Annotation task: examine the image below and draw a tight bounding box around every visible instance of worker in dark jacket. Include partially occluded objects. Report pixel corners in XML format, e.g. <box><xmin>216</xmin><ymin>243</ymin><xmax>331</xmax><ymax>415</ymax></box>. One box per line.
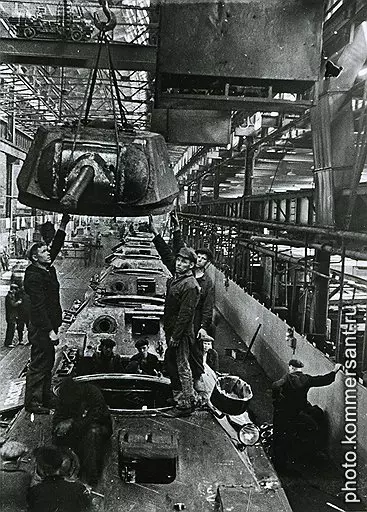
<box><xmin>272</xmin><ymin>358</ymin><xmax>342</xmax><ymax>469</ymax></box>
<box><xmin>52</xmin><ymin>378</ymin><xmax>112</xmax><ymax>486</ymax></box>
<box><xmin>126</xmin><ymin>338</ymin><xmax>160</xmax><ymax>375</ymax></box>
<box><xmin>149</xmin><ymin>214</ymin><xmax>214</xmax><ymax>388</ymax></box>
<box><xmin>28</xmin><ymin>445</ymin><xmax>91</xmax><ymax>512</ymax></box>
<box><xmin>4</xmin><ymin>283</ymin><xmax>22</xmax><ymax>348</ymax></box>
<box><xmin>23</xmin><ymin>214</ymin><xmax>70</xmax><ymax>414</ymax></box>
<box><xmin>0</xmin><ymin>440</ymin><xmax>31</xmax><ymax>512</ymax></box>
<box><xmin>92</xmin><ymin>338</ymin><xmax>123</xmax><ymax>373</ymax></box>
<box><xmin>163</xmin><ymin>246</ymin><xmax>200</xmax><ymax>417</ymax></box>
<box><xmin>187</xmin><ymin>246</ymin><xmax>214</xmax><ymax>380</ymax></box>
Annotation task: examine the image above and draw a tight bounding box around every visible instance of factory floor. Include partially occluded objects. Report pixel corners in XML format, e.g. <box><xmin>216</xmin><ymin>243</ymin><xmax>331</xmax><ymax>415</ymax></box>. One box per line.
<box><xmin>214</xmin><ymin>312</ymin><xmax>365</xmax><ymax>512</ymax></box>
<box><xmin>0</xmin><ymin>236</ymin><xmax>365</xmax><ymax>512</ymax></box>
<box><xmin>0</xmin><ymin>236</ymin><xmax>115</xmax><ymax>363</ymax></box>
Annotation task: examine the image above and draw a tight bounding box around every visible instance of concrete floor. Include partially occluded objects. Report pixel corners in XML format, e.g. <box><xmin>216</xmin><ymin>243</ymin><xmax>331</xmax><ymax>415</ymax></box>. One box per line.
<box><xmin>214</xmin><ymin>313</ymin><xmax>364</xmax><ymax>512</ymax></box>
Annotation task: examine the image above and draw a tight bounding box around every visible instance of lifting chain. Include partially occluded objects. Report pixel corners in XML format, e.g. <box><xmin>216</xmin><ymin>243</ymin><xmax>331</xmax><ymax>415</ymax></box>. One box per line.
<box><xmin>84</xmin><ymin>0</ymin><xmax>130</xmax><ymax>129</ymax></box>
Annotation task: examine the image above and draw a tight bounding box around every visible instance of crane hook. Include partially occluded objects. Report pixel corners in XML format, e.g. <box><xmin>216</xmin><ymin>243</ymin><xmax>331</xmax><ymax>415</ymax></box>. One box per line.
<box><xmin>94</xmin><ymin>0</ymin><xmax>117</xmax><ymax>32</ymax></box>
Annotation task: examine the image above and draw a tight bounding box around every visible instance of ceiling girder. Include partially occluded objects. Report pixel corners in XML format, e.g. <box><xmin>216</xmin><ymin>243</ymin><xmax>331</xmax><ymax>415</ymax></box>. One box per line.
<box><xmin>0</xmin><ymin>38</ymin><xmax>156</xmax><ymax>72</ymax></box>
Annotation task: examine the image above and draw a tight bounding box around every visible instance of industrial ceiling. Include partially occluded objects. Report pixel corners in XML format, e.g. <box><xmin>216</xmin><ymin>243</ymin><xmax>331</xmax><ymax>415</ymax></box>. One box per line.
<box><xmin>0</xmin><ymin>0</ymin><xmax>366</xmax><ymax>197</ymax></box>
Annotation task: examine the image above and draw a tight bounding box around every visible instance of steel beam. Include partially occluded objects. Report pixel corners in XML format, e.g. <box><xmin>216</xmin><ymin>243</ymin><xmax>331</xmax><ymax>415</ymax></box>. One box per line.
<box><xmin>158</xmin><ymin>93</ymin><xmax>312</xmax><ymax>113</ymax></box>
<box><xmin>0</xmin><ymin>38</ymin><xmax>157</xmax><ymax>72</ymax></box>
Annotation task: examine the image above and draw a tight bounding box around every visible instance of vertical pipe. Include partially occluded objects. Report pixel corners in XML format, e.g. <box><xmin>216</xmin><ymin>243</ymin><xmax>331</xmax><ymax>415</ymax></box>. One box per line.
<box><xmin>290</xmin><ymin>267</ymin><xmax>298</xmax><ymax>328</ymax></box>
<box><xmin>310</xmin><ymin>249</ymin><xmax>331</xmax><ymax>343</ymax></box>
<box><xmin>244</xmin><ymin>139</ymin><xmax>254</xmax><ymax>199</ymax></box>
<box><xmin>270</xmin><ymin>247</ymin><xmax>277</xmax><ymax>310</ymax></box>
<box><xmin>335</xmin><ymin>246</ymin><xmax>346</xmax><ymax>363</ymax></box>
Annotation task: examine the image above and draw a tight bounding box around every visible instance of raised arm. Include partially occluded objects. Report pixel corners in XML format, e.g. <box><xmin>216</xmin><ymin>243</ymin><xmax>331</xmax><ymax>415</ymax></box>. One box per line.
<box><xmin>50</xmin><ymin>214</ymin><xmax>71</xmax><ymax>263</ymax></box>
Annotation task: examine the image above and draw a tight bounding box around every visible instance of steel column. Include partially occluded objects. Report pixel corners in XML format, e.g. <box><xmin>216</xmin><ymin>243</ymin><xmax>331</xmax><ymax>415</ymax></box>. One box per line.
<box><xmin>309</xmin><ymin>249</ymin><xmax>331</xmax><ymax>343</ymax></box>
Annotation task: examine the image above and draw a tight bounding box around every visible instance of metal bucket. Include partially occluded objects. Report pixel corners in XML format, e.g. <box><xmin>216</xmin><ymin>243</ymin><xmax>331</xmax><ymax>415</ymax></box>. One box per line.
<box><xmin>210</xmin><ymin>375</ymin><xmax>253</xmax><ymax>416</ymax></box>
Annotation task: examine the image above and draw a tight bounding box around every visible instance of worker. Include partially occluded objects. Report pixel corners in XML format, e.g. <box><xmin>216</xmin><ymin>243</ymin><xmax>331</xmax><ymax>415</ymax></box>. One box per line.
<box><xmin>0</xmin><ymin>246</ymin><xmax>9</xmax><ymax>271</ymax></box>
<box><xmin>23</xmin><ymin>215</ymin><xmax>70</xmax><ymax>414</ymax></box>
<box><xmin>203</xmin><ymin>335</ymin><xmax>219</xmax><ymax>373</ymax></box>
<box><xmin>83</xmin><ymin>241</ymin><xmax>92</xmax><ymax>267</ymax></box>
<box><xmin>0</xmin><ymin>440</ymin><xmax>31</xmax><ymax>512</ymax></box>
<box><xmin>52</xmin><ymin>378</ymin><xmax>112</xmax><ymax>486</ymax></box>
<box><xmin>149</xmin><ymin>213</ymin><xmax>214</xmax><ymax>393</ymax></box>
<box><xmin>92</xmin><ymin>338</ymin><xmax>123</xmax><ymax>373</ymax></box>
<box><xmin>188</xmin><ymin>245</ymin><xmax>214</xmax><ymax>383</ymax></box>
<box><xmin>28</xmin><ymin>445</ymin><xmax>91</xmax><ymax>512</ymax></box>
<box><xmin>272</xmin><ymin>359</ymin><xmax>343</xmax><ymax>470</ymax></box>
<box><xmin>4</xmin><ymin>284</ymin><xmax>22</xmax><ymax>348</ymax></box>
<box><xmin>163</xmin><ymin>246</ymin><xmax>200</xmax><ymax>417</ymax></box>
<box><xmin>125</xmin><ymin>338</ymin><xmax>160</xmax><ymax>375</ymax></box>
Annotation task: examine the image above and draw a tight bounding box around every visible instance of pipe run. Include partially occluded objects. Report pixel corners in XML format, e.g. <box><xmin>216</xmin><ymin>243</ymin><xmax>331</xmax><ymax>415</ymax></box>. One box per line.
<box><xmin>248</xmin><ymin>236</ymin><xmax>367</xmax><ymax>261</ymax></box>
<box><xmin>180</xmin><ymin>212</ymin><xmax>367</xmax><ymax>249</ymax></box>
<box><xmin>238</xmin><ymin>241</ymin><xmax>330</xmax><ymax>280</ymax></box>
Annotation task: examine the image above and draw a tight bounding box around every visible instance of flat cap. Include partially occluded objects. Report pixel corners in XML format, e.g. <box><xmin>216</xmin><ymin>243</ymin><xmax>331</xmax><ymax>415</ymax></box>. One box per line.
<box><xmin>34</xmin><ymin>446</ymin><xmax>63</xmax><ymax>473</ymax></box>
<box><xmin>100</xmin><ymin>338</ymin><xmax>116</xmax><ymax>348</ymax></box>
<box><xmin>177</xmin><ymin>246</ymin><xmax>197</xmax><ymax>264</ymax></box>
<box><xmin>135</xmin><ymin>338</ymin><xmax>149</xmax><ymax>349</ymax></box>
<box><xmin>289</xmin><ymin>359</ymin><xmax>304</xmax><ymax>368</ymax></box>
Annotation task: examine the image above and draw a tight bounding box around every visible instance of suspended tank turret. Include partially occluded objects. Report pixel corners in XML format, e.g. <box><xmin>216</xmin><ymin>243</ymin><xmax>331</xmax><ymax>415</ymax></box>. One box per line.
<box><xmin>17</xmin><ymin>120</ymin><xmax>179</xmax><ymax>217</ymax></box>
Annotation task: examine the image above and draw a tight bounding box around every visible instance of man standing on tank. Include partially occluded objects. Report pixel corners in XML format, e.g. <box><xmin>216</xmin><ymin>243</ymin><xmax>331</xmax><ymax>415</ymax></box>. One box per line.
<box><xmin>163</xmin><ymin>246</ymin><xmax>200</xmax><ymax>417</ymax></box>
<box><xmin>149</xmin><ymin>213</ymin><xmax>215</xmax><ymax>392</ymax></box>
<box><xmin>24</xmin><ymin>214</ymin><xmax>70</xmax><ymax>414</ymax></box>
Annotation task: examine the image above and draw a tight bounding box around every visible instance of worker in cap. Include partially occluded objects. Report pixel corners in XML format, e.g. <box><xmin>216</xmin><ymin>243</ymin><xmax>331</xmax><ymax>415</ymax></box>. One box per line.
<box><xmin>125</xmin><ymin>338</ymin><xmax>160</xmax><ymax>375</ymax></box>
<box><xmin>24</xmin><ymin>214</ymin><xmax>71</xmax><ymax>415</ymax></box>
<box><xmin>0</xmin><ymin>440</ymin><xmax>31</xmax><ymax>511</ymax></box>
<box><xmin>99</xmin><ymin>338</ymin><xmax>116</xmax><ymax>348</ymax></box>
<box><xmin>28</xmin><ymin>445</ymin><xmax>91</xmax><ymax>512</ymax></box>
<box><xmin>272</xmin><ymin>359</ymin><xmax>343</xmax><ymax>471</ymax></box>
<box><xmin>176</xmin><ymin>246</ymin><xmax>197</xmax><ymax>264</ymax></box>
<box><xmin>148</xmin><ymin>214</ymin><xmax>200</xmax><ymax>417</ymax></box>
<box><xmin>92</xmin><ymin>337</ymin><xmax>123</xmax><ymax>373</ymax></box>
<box><xmin>52</xmin><ymin>378</ymin><xmax>112</xmax><ymax>486</ymax></box>
<box><xmin>149</xmin><ymin>213</ymin><xmax>215</xmax><ymax>402</ymax></box>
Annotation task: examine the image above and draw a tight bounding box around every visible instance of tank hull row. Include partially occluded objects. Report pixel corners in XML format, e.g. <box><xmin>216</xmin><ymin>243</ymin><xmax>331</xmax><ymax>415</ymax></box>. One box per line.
<box><xmin>3</xmin><ymin>231</ymin><xmax>292</xmax><ymax>511</ymax></box>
